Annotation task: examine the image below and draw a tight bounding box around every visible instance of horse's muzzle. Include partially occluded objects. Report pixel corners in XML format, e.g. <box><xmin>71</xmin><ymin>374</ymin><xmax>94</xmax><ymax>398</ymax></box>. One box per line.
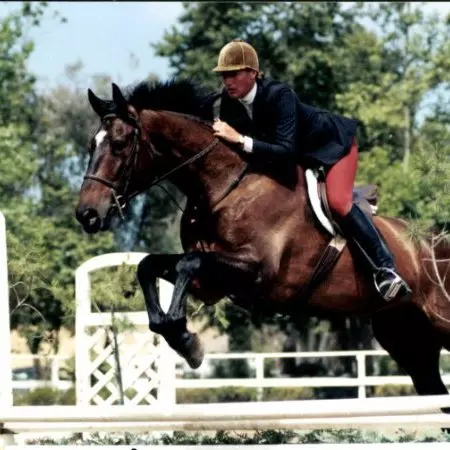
<box><xmin>76</xmin><ymin>207</ymin><xmax>108</xmax><ymax>234</ymax></box>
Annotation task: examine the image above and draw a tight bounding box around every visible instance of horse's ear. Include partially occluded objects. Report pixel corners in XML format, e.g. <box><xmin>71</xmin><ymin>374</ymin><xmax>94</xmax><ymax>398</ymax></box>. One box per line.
<box><xmin>111</xmin><ymin>83</ymin><xmax>128</xmax><ymax>116</ymax></box>
<box><xmin>88</xmin><ymin>89</ymin><xmax>109</xmax><ymax>118</ymax></box>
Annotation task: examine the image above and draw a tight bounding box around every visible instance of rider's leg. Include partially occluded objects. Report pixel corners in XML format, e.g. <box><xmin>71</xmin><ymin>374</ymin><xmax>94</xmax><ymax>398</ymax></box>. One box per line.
<box><xmin>325</xmin><ymin>139</ymin><xmax>411</xmax><ymax>302</ymax></box>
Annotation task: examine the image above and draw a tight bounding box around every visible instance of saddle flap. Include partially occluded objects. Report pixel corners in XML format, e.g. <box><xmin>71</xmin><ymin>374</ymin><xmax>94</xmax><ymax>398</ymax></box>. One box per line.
<box><xmin>305</xmin><ymin>169</ymin><xmax>378</xmax><ymax>237</ymax></box>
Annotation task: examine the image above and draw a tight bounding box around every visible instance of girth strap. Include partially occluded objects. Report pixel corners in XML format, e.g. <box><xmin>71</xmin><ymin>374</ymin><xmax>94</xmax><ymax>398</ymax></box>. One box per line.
<box><xmin>294</xmin><ymin>235</ymin><xmax>347</xmax><ymax>305</ymax></box>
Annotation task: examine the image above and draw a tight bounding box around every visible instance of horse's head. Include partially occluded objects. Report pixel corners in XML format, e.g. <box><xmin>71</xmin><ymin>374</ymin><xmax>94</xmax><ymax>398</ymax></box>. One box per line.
<box><xmin>76</xmin><ymin>83</ymin><xmax>149</xmax><ymax>233</ymax></box>
<box><xmin>77</xmin><ymin>78</ymin><xmax>249</xmax><ymax>234</ymax></box>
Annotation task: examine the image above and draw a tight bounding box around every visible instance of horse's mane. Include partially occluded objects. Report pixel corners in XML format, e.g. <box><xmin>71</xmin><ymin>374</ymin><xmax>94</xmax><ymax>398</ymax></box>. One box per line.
<box><xmin>125</xmin><ymin>79</ymin><xmax>216</xmax><ymax>121</ymax></box>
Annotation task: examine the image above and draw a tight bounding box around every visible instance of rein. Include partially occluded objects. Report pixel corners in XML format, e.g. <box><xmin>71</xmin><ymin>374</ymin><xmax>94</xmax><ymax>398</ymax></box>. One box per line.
<box><xmin>146</xmin><ymin>137</ymin><xmax>220</xmax><ymax>190</ymax></box>
<box><xmin>84</xmin><ymin>114</ymin><xmax>248</xmax><ymax>218</ymax></box>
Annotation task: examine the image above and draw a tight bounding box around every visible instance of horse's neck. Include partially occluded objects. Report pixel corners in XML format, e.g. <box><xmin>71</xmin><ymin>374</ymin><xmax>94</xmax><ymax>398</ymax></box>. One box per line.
<box><xmin>147</xmin><ymin>110</ymin><xmax>246</xmax><ymax>205</ymax></box>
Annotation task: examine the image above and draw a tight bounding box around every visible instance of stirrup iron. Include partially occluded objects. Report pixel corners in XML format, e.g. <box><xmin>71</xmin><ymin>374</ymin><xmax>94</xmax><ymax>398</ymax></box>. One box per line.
<box><xmin>373</xmin><ymin>268</ymin><xmax>407</xmax><ymax>302</ymax></box>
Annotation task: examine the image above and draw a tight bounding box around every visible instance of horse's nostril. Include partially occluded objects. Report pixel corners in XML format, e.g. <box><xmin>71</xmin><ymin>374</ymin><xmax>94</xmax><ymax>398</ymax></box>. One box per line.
<box><xmin>76</xmin><ymin>207</ymin><xmax>102</xmax><ymax>233</ymax></box>
<box><xmin>76</xmin><ymin>207</ymin><xmax>98</xmax><ymax>224</ymax></box>
<box><xmin>89</xmin><ymin>216</ymin><xmax>98</xmax><ymax>226</ymax></box>
<box><xmin>85</xmin><ymin>208</ymin><xmax>97</xmax><ymax>218</ymax></box>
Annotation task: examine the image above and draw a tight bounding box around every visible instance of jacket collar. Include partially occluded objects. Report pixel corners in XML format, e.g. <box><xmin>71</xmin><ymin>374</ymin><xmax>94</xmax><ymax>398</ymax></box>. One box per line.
<box><xmin>250</xmin><ymin>78</ymin><xmax>265</xmax><ymax>117</ymax></box>
<box><xmin>239</xmin><ymin>82</ymin><xmax>257</xmax><ymax>106</ymax></box>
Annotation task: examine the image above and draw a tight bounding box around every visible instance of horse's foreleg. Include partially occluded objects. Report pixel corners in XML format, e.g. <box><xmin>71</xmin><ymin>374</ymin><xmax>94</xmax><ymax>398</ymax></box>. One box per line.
<box><xmin>165</xmin><ymin>250</ymin><xmax>259</xmax><ymax>368</ymax></box>
<box><xmin>136</xmin><ymin>253</ymin><xmax>182</xmax><ymax>334</ymax></box>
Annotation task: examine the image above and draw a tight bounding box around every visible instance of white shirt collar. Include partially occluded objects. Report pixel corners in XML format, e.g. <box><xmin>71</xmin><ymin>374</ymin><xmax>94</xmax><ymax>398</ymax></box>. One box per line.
<box><xmin>239</xmin><ymin>82</ymin><xmax>257</xmax><ymax>106</ymax></box>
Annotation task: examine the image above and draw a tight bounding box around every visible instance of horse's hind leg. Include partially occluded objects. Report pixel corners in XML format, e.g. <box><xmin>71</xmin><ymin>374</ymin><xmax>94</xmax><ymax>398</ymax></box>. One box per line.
<box><xmin>371</xmin><ymin>303</ymin><xmax>449</xmax><ymax>423</ymax></box>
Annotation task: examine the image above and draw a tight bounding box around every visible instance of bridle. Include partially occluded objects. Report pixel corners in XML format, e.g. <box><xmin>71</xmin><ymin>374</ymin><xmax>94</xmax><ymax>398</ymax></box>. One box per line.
<box><xmin>84</xmin><ymin>113</ymin><xmax>142</xmax><ymax>220</ymax></box>
<box><xmin>84</xmin><ymin>113</ymin><xmax>246</xmax><ymax>219</ymax></box>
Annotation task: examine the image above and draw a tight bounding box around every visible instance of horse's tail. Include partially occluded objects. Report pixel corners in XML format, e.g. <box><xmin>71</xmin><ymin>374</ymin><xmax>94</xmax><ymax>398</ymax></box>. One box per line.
<box><xmin>423</xmin><ymin>229</ymin><xmax>450</xmax><ymax>298</ymax></box>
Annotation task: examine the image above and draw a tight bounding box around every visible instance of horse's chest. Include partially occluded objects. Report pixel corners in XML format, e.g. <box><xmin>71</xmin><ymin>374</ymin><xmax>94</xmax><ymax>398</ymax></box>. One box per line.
<box><xmin>180</xmin><ymin>204</ymin><xmax>247</xmax><ymax>253</ymax></box>
<box><xmin>180</xmin><ymin>205</ymin><xmax>220</xmax><ymax>251</ymax></box>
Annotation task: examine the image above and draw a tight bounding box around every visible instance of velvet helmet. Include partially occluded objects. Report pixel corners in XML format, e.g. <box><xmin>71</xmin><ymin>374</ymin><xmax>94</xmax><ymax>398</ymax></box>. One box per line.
<box><xmin>212</xmin><ymin>39</ymin><xmax>259</xmax><ymax>72</ymax></box>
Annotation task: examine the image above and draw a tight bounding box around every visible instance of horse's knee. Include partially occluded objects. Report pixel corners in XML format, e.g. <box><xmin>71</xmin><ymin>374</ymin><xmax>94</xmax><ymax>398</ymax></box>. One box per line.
<box><xmin>176</xmin><ymin>252</ymin><xmax>202</xmax><ymax>274</ymax></box>
<box><xmin>136</xmin><ymin>255</ymin><xmax>158</xmax><ymax>285</ymax></box>
<box><xmin>149</xmin><ymin>316</ymin><xmax>167</xmax><ymax>334</ymax></box>
<box><xmin>137</xmin><ymin>255</ymin><xmax>153</xmax><ymax>284</ymax></box>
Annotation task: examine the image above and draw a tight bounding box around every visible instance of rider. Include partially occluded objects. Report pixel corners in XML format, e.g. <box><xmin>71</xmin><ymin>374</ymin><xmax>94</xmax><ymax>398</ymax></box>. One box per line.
<box><xmin>209</xmin><ymin>39</ymin><xmax>412</xmax><ymax>302</ymax></box>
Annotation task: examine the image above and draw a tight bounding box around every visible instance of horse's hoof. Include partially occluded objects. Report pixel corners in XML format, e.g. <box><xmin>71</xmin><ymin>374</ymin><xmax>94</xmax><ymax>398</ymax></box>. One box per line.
<box><xmin>179</xmin><ymin>333</ymin><xmax>204</xmax><ymax>369</ymax></box>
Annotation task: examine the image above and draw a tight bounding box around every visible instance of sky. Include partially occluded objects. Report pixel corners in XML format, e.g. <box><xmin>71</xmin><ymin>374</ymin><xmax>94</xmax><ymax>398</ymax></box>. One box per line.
<box><xmin>0</xmin><ymin>1</ymin><xmax>449</xmax><ymax>94</ymax></box>
<box><xmin>0</xmin><ymin>2</ymin><xmax>185</xmax><ymax>92</ymax></box>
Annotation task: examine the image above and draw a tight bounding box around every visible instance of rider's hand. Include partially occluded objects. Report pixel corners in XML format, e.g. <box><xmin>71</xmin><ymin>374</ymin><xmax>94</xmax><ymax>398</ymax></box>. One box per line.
<box><xmin>212</xmin><ymin>119</ymin><xmax>243</xmax><ymax>145</ymax></box>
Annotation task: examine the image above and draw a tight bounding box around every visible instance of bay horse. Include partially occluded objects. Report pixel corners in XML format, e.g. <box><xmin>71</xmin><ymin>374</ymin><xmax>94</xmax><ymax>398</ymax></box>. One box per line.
<box><xmin>76</xmin><ymin>80</ymin><xmax>450</xmax><ymax>403</ymax></box>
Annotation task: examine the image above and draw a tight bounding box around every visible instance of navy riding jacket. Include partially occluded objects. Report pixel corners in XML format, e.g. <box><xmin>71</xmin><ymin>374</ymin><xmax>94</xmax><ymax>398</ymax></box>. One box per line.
<box><xmin>203</xmin><ymin>77</ymin><xmax>359</xmax><ymax>169</ymax></box>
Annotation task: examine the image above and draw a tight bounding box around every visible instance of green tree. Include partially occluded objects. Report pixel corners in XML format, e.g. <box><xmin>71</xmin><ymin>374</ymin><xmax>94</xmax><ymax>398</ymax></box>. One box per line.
<box><xmin>0</xmin><ymin>1</ymin><xmax>60</xmax><ymax>357</ymax></box>
<box><xmin>336</xmin><ymin>3</ymin><xmax>450</xmax><ymax>228</ymax></box>
<box><xmin>154</xmin><ymin>2</ymin><xmax>359</xmax><ymax>107</ymax></box>
<box><xmin>337</xmin><ymin>3</ymin><xmax>449</xmax><ymax>165</ymax></box>
<box><xmin>0</xmin><ymin>4</ymin><xmax>115</xmax><ymax>354</ymax></box>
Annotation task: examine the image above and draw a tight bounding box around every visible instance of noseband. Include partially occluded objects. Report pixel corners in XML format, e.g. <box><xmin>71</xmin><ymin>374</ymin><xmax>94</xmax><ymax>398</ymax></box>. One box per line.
<box><xmin>83</xmin><ymin>113</ymin><xmax>222</xmax><ymax>219</ymax></box>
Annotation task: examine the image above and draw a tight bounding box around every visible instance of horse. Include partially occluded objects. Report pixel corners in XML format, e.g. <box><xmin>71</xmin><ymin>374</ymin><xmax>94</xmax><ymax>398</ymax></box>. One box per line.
<box><xmin>76</xmin><ymin>80</ymin><xmax>450</xmax><ymax>405</ymax></box>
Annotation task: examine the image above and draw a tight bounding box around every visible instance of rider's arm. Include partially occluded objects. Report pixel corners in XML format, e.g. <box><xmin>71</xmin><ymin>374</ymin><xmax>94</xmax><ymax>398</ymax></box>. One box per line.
<box><xmin>241</xmin><ymin>87</ymin><xmax>298</xmax><ymax>161</ymax></box>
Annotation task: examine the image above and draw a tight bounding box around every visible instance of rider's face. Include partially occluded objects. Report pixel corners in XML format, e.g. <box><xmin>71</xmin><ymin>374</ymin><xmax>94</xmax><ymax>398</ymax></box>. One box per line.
<box><xmin>220</xmin><ymin>69</ymin><xmax>257</xmax><ymax>99</ymax></box>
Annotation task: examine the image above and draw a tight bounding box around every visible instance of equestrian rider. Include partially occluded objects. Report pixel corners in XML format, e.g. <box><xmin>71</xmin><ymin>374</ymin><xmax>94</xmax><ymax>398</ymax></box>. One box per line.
<box><xmin>209</xmin><ymin>39</ymin><xmax>412</xmax><ymax>302</ymax></box>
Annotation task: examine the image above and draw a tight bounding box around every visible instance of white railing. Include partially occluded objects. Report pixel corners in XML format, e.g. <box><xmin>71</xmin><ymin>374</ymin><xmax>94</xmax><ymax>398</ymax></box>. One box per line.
<box><xmin>12</xmin><ymin>349</ymin><xmax>450</xmax><ymax>400</ymax></box>
<box><xmin>3</xmin><ymin>395</ymin><xmax>450</xmax><ymax>433</ymax></box>
<box><xmin>12</xmin><ymin>355</ymin><xmax>74</xmax><ymax>391</ymax></box>
<box><xmin>174</xmin><ymin>350</ymin><xmax>450</xmax><ymax>400</ymax></box>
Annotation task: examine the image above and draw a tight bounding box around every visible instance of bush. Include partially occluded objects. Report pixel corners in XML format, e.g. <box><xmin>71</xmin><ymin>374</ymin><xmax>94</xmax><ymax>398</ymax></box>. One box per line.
<box><xmin>26</xmin><ymin>428</ymin><xmax>450</xmax><ymax>445</ymax></box>
<box><xmin>370</xmin><ymin>384</ymin><xmax>416</xmax><ymax>397</ymax></box>
<box><xmin>177</xmin><ymin>387</ymin><xmax>258</xmax><ymax>403</ymax></box>
<box><xmin>177</xmin><ymin>386</ymin><xmax>317</xmax><ymax>403</ymax></box>
<box><xmin>263</xmin><ymin>387</ymin><xmax>315</xmax><ymax>400</ymax></box>
<box><xmin>210</xmin><ymin>360</ymin><xmax>253</xmax><ymax>378</ymax></box>
<box><xmin>14</xmin><ymin>387</ymin><xmax>75</xmax><ymax>405</ymax></box>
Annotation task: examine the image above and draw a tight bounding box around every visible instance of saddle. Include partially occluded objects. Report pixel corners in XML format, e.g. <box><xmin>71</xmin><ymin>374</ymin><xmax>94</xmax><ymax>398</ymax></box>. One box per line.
<box><xmin>296</xmin><ymin>169</ymin><xmax>379</xmax><ymax>303</ymax></box>
<box><xmin>305</xmin><ymin>168</ymin><xmax>378</xmax><ymax>235</ymax></box>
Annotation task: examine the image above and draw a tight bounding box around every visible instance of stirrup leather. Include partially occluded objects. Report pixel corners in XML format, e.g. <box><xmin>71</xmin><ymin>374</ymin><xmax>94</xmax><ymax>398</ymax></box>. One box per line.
<box><xmin>373</xmin><ymin>268</ymin><xmax>406</xmax><ymax>301</ymax></box>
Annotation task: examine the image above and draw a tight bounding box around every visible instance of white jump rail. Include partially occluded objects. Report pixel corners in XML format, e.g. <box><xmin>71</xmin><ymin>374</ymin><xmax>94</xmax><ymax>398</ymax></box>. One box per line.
<box><xmin>2</xmin><ymin>413</ymin><xmax>450</xmax><ymax>433</ymax></box>
<box><xmin>2</xmin><ymin>395</ymin><xmax>450</xmax><ymax>434</ymax></box>
<box><xmin>2</xmin><ymin>395</ymin><xmax>450</xmax><ymax>421</ymax></box>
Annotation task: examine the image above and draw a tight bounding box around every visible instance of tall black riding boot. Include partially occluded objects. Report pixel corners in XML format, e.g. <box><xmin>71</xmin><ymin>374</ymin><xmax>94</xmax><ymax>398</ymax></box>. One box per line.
<box><xmin>337</xmin><ymin>204</ymin><xmax>412</xmax><ymax>302</ymax></box>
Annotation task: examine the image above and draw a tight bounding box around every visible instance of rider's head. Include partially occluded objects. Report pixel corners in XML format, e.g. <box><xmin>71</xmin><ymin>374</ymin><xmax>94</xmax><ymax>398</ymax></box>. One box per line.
<box><xmin>212</xmin><ymin>39</ymin><xmax>259</xmax><ymax>99</ymax></box>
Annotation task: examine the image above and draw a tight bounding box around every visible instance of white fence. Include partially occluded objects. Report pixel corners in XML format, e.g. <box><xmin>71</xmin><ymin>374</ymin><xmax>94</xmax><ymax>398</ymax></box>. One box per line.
<box><xmin>13</xmin><ymin>349</ymin><xmax>450</xmax><ymax>401</ymax></box>
<box><xmin>175</xmin><ymin>349</ymin><xmax>450</xmax><ymax>400</ymax></box>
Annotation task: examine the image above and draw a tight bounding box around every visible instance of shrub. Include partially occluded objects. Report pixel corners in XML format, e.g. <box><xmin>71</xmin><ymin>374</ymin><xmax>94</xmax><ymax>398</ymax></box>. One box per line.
<box><xmin>177</xmin><ymin>387</ymin><xmax>258</xmax><ymax>403</ymax></box>
<box><xmin>263</xmin><ymin>387</ymin><xmax>314</xmax><ymax>400</ymax></box>
<box><xmin>14</xmin><ymin>387</ymin><xmax>75</xmax><ymax>405</ymax></box>
<box><xmin>370</xmin><ymin>384</ymin><xmax>416</xmax><ymax>397</ymax></box>
<box><xmin>177</xmin><ymin>386</ymin><xmax>316</xmax><ymax>403</ymax></box>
